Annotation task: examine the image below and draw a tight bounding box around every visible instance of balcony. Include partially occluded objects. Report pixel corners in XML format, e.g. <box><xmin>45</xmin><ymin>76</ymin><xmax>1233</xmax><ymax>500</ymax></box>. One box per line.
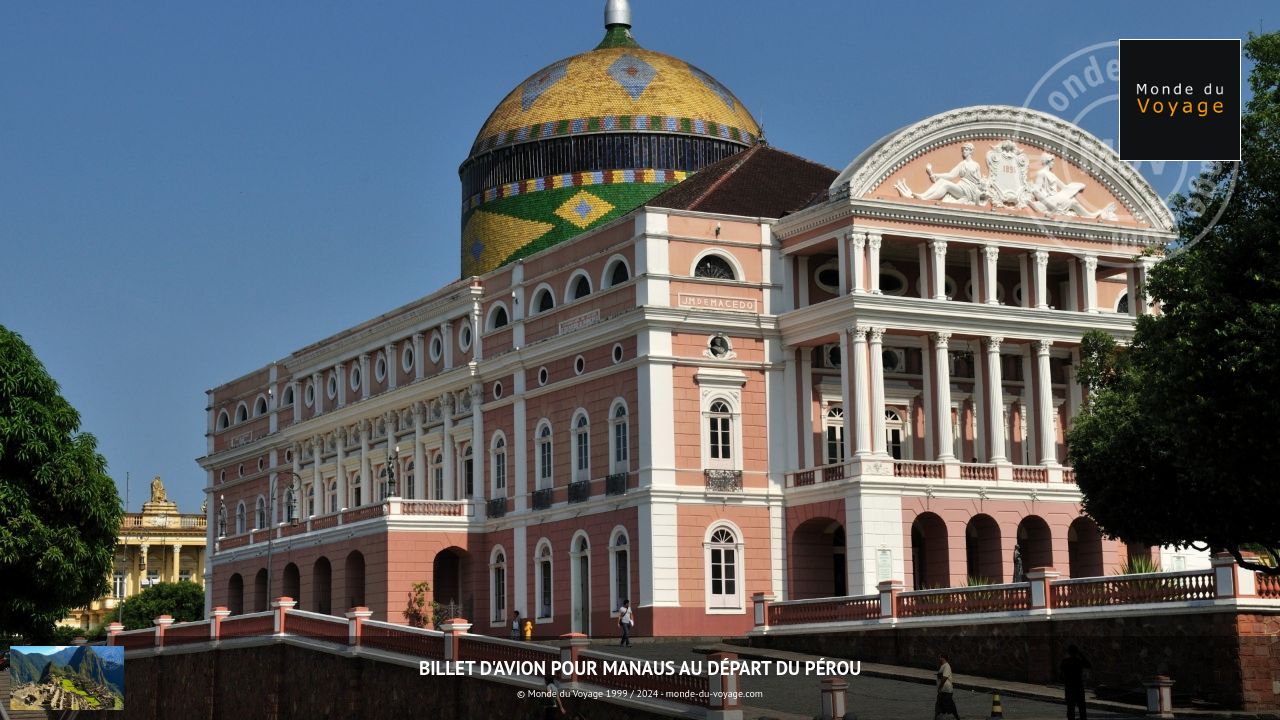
<box><xmin>213</xmin><ymin>498</ymin><xmax>473</xmax><ymax>555</ymax></box>
<box><xmin>532</xmin><ymin>487</ymin><xmax>553</xmax><ymax>511</ymax></box>
<box><xmin>605</xmin><ymin>472</ymin><xmax>628</xmax><ymax>496</ymax></box>
<box><xmin>783</xmin><ymin>458</ymin><xmax>1077</xmax><ymax>488</ymax></box>
<box><xmin>704</xmin><ymin>469</ymin><xmax>743</xmax><ymax>493</ymax></box>
<box><xmin>486</xmin><ymin>497</ymin><xmax>507</xmax><ymax>519</ymax></box>
<box><xmin>568</xmin><ymin>479</ymin><xmax>590</xmax><ymax>504</ymax></box>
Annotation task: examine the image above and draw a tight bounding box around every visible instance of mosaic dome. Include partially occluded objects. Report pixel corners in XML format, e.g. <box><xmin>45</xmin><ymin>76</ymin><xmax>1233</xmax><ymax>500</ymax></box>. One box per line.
<box><xmin>458</xmin><ymin>0</ymin><xmax>762</xmax><ymax>277</ymax></box>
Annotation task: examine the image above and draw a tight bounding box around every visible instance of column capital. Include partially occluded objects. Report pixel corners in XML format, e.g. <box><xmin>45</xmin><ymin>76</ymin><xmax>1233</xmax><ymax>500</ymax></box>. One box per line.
<box><xmin>932</xmin><ymin>331</ymin><xmax>952</xmax><ymax>349</ymax></box>
<box><xmin>867</xmin><ymin>231</ymin><xmax>882</xmax><ymax>248</ymax></box>
<box><xmin>1035</xmin><ymin>339</ymin><xmax>1053</xmax><ymax>355</ymax></box>
<box><xmin>412</xmin><ymin>331</ymin><xmax>424</xmax><ymax>341</ymax></box>
<box><xmin>867</xmin><ymin>326</ymin><xmax>886</xmax><ymax>344</ymax></box>
<box><xmin>985</xmin><ymin>336</ymin><xmax>1004</xmax><ymax>351</ymax></box>
<box><xmin>845</xmin><ymin>229</ymin><xmax>867</xmax><ymax>246</ymax></box>
<box><xmin>358</xmin><ymin>352</ymin><xmax>369</xmax><ymax>362</ymax></box>
<box><xmin>929</xmin><ymin>238</ymin><xmax>948</xmax><ymax>255</ymax></box>
<box><xmin>847</xmin><ymin>325</ymin><xmax>869</xmax><ymax>340</ymax></box>
<box><xmin>441</xmin><ymin>319</ymin><xmax>453</xmax><ymax>330</ymax></box>
<box><xmin>1033</xmin><ymin>249</ymin><xmax>1050</xmax><ymax>266</ymax></box>
<box><xmin>1080</xmin><ymin>254</ymin><xmax>1099</xmax><ymax>270</ymax></box>
<box><xmin>982</xmin><ymin>245</ymin><xmax>1000</xmax><ymax>260</ymax></box>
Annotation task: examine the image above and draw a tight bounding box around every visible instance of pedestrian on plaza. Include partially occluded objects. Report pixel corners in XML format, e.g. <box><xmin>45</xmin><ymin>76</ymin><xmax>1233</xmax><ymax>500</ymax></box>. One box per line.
<box><xmin>935</xmin><ymin>653</ymin><xmax>961</xmax><ymax>720</ymax></box>
<box><xmin>511</xmin><ymin>610</ymin><xmax>522</xmax><ymax>641</ymax></box>
<box><xmin>542</xmin><ymin>669</ymin><xmax>566</xmax><ymax>719</ymax></box>
<box><xmin>1061</xmin><ymin>644</ymin><xmax>1092</xmax><ymax>720</ymax></box>
<box><xmin>617</xmin><ymin>599</ymin><xmax>634</xmax><ymax>647</ymax></box>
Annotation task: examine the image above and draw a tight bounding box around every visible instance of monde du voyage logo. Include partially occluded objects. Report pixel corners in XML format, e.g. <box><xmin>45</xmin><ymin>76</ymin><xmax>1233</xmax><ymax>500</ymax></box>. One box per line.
<box><xmin>1119</xmin><ymin>39</ymin><xmax>1241</xmax><ymax>162</ymax></box>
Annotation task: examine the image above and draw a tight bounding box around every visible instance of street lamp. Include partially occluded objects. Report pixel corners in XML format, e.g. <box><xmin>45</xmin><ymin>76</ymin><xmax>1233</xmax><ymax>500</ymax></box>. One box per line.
<box><xmin>266</xmin><ymin>469</ymin><xmax>303</xmax><ymax>606</ymax></box>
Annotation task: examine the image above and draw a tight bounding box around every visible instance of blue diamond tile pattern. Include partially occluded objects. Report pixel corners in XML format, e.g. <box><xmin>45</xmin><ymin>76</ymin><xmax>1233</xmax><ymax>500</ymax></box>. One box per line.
<box><xmin>521</xmin><ymin>59</ymin><xmax>569</xmax><ymax>111</ymax></box>
<box><xmin>688</xmin><ymin>64</ymin><xmax>735</xmax><ymax>110</ymax></box>
<box><xmin>608</xmin><ymin>54</ymin><xmax>657</xmax><ymax>101</ymax></box>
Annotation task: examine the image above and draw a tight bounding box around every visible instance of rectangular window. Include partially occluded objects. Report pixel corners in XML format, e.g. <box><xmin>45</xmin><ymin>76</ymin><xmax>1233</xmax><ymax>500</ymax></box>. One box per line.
<box><xmin>614</xmin><ymin>422</ymin><xmax>628</xmax><ymax>464</ymax></box>
<box><xmin>464</xmin><ymin>458</ymin><xmax>474</xmax><ymax>497</ymax></box>
<box><xmin>539</xmin><ymin>441</ymin><xmax>552</xmax><ymax>489</ymax></box>
<box><xmin>146</xmin><ymin>571</ymin><xmax>159</xmax><ymax>588</ymax></box>
<box><xmin>113</xmin><ymin>573</ymin><xmax>126</xmax><ymax>598</ymax></box>
<box><xmin>540</xmin><ymin>562</ymin><xmax>552</xmax><ymax>618</ymax></box>
<box><xmin>434</xmin><ymin>466</ymin><xmax>444</xmax><ymax>499</ymax></box>
<box><xmin>495</xmin><ymin>452</ymin><xmax>507</xmax><ymax>489</ymax></box>
<box><xmin>615</xmin><ymin>551</ymin><xmax>628</xmax><ymax>608</ymax></box>
<box><xmin>180</xmin><ymin>570</ymin><xmax>191</xmax><ymax>583</ymax></box>
<box><xmin>493</xmin><ymin>569</ymin><xmax>506</xmax><ymax>620</ymax></box>
<box><xmin>709</xmin><ymin>417</ymin><xmax>732</xmax><ymax>460</ymax></box>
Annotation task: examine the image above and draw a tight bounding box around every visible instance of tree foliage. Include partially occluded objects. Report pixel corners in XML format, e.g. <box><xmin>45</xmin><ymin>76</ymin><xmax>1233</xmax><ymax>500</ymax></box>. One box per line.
<box><xmin>0</xmin><ymin>326</ymin><xmax>122</xmax><ymax>638</ymax></box>
<box><xmin>1067</xmin><ymin>33</ymin><xmax>1280</xmax><ymax>573</ymax></box>
<box><xmin>118</xmin><ymin>581</ymin><xmax>205</xmax><ymax>630</ymax></box>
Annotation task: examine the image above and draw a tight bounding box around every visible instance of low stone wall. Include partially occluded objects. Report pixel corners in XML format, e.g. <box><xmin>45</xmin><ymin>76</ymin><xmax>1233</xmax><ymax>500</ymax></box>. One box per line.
<box><xmin>740</xmin><ymin>609</ymin><xmax>1279</xmax><ymax>712</ymax></box>
<box><xmin>68</xmin><ymin>643</ymin><xmax>680</xmax><ymax>720</ymax></box>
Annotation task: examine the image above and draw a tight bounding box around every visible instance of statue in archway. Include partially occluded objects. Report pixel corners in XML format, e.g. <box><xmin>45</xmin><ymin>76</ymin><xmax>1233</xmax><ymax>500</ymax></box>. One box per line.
<box><xmin>1012</xmin><ymin>543</ymin><xmax>1024</xmax><ymax>583</ymax></box>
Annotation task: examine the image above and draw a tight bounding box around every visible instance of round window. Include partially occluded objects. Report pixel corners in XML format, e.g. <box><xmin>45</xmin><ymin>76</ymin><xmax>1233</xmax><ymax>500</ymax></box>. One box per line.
<box><xmin>305</xmin><ymin>382</ymin><xmax>315</xmax><ymax>407</ymax></box>
<box><xmin>879</xmin><ymin>268</ymin><xmax>908</xmax><ymax>296</ymax></box>
<box><xmin>538</xmin><ymin>367</ymin><xmax>549</xmax><ymax>386</ymax></box>
<box><xmin>612</xmin><ymin>343</ymin><xmax>624</xmax><ymax>364</ymax></box>
<box><xmin>574</xmin><ymin>355</ymin><xmax>585</xmax><ymax>375</ymax></box>
<box><xmin>375</xmin><ymin>353</ymin><xmax>387</xmax><ymax>382</ymax></box>
<box><xmin>826</xmin><ymin>344</ymin><xmax>842</xmax><ymax>368</ymax></box>
<box><xmin>402</xmin><ymin>344</ymin><xmax>415</xmax><ymax>372</ymax></box>
<box><xmin>327</xmin><ymin>375</ymin><xmax>337</xmax><ymax>399</ymax></box>
<box><xmin>814</xmin><ymin>259</ymin><xmax>840</xmax><ymax>293</ymax></box>
<box><xmin>350</xmin><ymin>367</ymin><xmax>361</xmax><ymax>391</ymax></box>
<box><xmin>429</xmin><ymin>334</ymin><xmax>443</xmax><ymax>363</ymax></box>
<box><xmin>493</xmin><ymin>381</ymin><xmax>503</xmax><ymax>400</ymax></box>
<box><xmin>460</xmin><ymin>324</ymin><xmax>473</xmax><ymax>352</ymax></box>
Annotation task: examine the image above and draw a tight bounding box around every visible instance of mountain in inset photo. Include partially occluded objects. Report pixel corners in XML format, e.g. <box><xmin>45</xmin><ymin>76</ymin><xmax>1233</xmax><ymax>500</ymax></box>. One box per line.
<box><xmin>8</xmin><ymin>645</ymin><xmax>124</xmax><ymax>711</ymax></box>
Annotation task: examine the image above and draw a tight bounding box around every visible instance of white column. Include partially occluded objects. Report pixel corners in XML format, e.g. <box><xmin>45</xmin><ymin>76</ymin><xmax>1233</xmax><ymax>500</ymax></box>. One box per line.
<box><xmin>311</xmin><ymin>436</ymin><xmax>322</xmax><ymax>512</ymax></box>
<box><xmin>471</xmin><ymin>304</ymin><xmax>484</xmax><ymax>361</ymax></box>
<box><xmin>920</xmin><ymin>340</ymin><xmax>935</xmax><ymax>460</ymax></box>
<box><xmin>1036</xmin><ymin>340</ymin><xmax>1058</xmax><ymax>466</ymax></box>
<box><xmin>967</xmin><ymin>248</ymin><xmax>980</xmax><ymax>304</ymax></box>
<box><xmin>839</xmin><ymin>330</ymin><xmax>853</xmax><ymax>462</ymax></box>
<box><xmin>971</xmin><ymin>340</ymin><xmax>986</xmax><ymax>462</ymax></box>
<box><xmin>850</xmin><ymin>326</ymin><xmax>871</xmax><ymax>456</ymax></box>
<box><xmin>413</xmin><ymin>404</ymin><xmax>425</xmax><ymax>500</ymax></box>
<box><xmin>335</xmin><ymin>430</ymin><xmax>347</xmax><ymax>509</ymax></box>
<box><xmin>385</xmin><ymin>344</ymin><xmax>398</xmax><ymax>390</ymax></box>
<box><xmin>441</xmin><ymin>395</ymin><xmax>455</xmax><ymax>500</ymax></box>
<box><xmin>929</xmin><ymin>240</ymin><xmax>948</xmax><ymax>300</ymax></box>
<box><xmin>470</xmin><ymin>384</ymin><xmax>484</xmax><ymax>499</ymax></box>
<box><xmin>985</xmin><ymin>337</ymin><xmax>1007</xmax><ymax>463</ymax></box>
<box><xmin>801</xmin><ymin>348</ymin><xmax>816</xmax><ymax>468</ymax></box>
<box><xmin>868</xmin><ymin>327</ymin><xmax>887</xmax><ymax>455</ymax></box>
<box><xmin>292</xmin><ymin>443</ymin><xmax>303</xmax><ymax>515</ymax></box>
<box><xmin>441</xmin><ymin>321</ymin><xmax>454</xmax><ymax>370</ymax></box>
<box><xmin>359</xmin><ymin>354</ymin><xmax>370</xmax><ymax>400</ymax></box>
<box><xmin>1033</xmin><ymin>250</ymin><xmax>1050</xmax><ymax>309</ymax></box>
<box><xmin>982</xmin><ymin>246</ymin><xmax>1000</xmax><ymax>305</ymax></box>
<box><xmin>836</xmin><ymin>233</ymin><xmax>848</xmax><ymax>295</ymax></box>
<box><xmin>172</xmin><ymin>544</ymin><xmax>181</xmax><ymax>582</ymax></box>
<box><xmin>867</xmin><ymin>232</ymin><xmax>882</xmax><ymax>294</ymax></box>
<box><xmin>413</xmin><ymin>332</ymin><xmax>425</xmax><ymax>380</ymax></box>
<box><xmin>359</xmin><ymin>422</ymin><xmax>372</xmax><ymax>500</ymax></box>
<box><xmin>849</xmin><ymin>231</ymin><xmax>867</xmax><ymax>294</ymax></box>
<box><xmin>1066</xmin><ymin>259</ymin><xmax>1080</xmax><ymax>311</ymax></box>
<box><xmin>1018</xmin><ymin>254</ymin><xmax>1031</xmax><ymax>308</ymax></box>
<box><xmin>1082</xmin><ymin>256</ymin><xmax>1099</xmax><ymax>313</ymax></box>
<box><xmin>291</xmin><ymin>382</ymin><xmax>302</xmax><ymax>424</ymax></box>
<box><xmin>933</xmin><ymin>333</ymin><xmax>954</xmax><ymax>460</ymax></box>
<box><xmin>1019</xmin><ymin>348</ymin><xmax>1034</xmax><ymax>465</ymax></box>
<box><xmin>335</xmin><ymin>363</ymin><xmax>346</xmax><ymax>407</ymax></box>
<box><xmin>1137</xmin><ymin>258</ymin><xmax>1155</xmax><ymax>315</ymax></box>
<box><xmin>917</xmin><ymin>243</ymin><xmax>929</xmax><ymax>299</ymax></box>
<box><xmin>312</xmin><ymin>372</ymin><xmax>324</xmax><ymax>414</ymax></box>
<box><xmin>1126</xmin><ymin>267</ymin><xmax>1139</xmax><ymax>317</ymax></box>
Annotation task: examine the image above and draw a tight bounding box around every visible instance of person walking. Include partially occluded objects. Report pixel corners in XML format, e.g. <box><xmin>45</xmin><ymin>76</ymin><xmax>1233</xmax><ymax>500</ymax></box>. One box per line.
<box><xmin>511</xmin><ymin>610</ymin><xmax>522</xmax><ymax>641</ymax></box>
<box><xmin>1061</xmin><ymin>644</ymin><xmax>1092</xmax><ymax>720</ymax></box>
<box><xmin>617</xmin><ymin>599</ymin><xmax>634</xmax><ymax>647</ymax></box>
<box><xmin>935</xmin><ymin>653</ymin><xmax>961</xmax><ymax>720</ymax></box>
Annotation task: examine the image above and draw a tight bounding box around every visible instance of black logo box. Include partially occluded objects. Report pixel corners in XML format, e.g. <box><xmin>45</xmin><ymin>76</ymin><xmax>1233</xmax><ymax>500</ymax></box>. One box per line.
<box><xmin>1119</xmin><ymin>39</ymin><xmax>1241</xmax><ymax>161</ymax></box>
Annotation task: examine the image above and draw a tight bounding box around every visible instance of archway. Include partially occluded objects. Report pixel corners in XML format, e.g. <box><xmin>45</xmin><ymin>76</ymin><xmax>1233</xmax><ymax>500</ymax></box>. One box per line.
<box><xmin>1068</xmin><ymin>517</ymin><xmax>1104</xmax><ymax>578</ymax></box>
<box><xmin>790</xmin><ymin>518</ymin><xmax>847</xmax><ymax>599</ymax></box>
<box><xmin>910</xmin><ymin>512</ymin><xmax>950</xmax><ymax>590</ymax></box>
<box><xmin>1017</xmin><ymin>516</ymin><xmax>1054</xmax><ymax>575</ymax></box>
<box><xmin>312</xmin><ymin>557</ymin><xmax>332</xmax><ymax>614</ymax></box>
<box><xmin>227</xmin><ymin>573</ymin><xmax>244</xmax><ymax>615</ymax></box>
<box><xmin>965</xmin><ymin>514</ymin><xmax>1003</xmax><ymax>584</ymax></box>
<box><xmin>344</xmin><ymin>551</ymin><xmax>366</xmax><ymax>610</ymax></box>
<box><xmin>432</xmin><ymin>547</ymin><xmax>467</xmax><ymax>616</ymax></box>
<box><xmin>571</xmin><ymin>534</ymin><xmax>591</xmax><ymax>635</ymax></box>
<box><xmin>283</xmin><ymin>562</ymin><xmax>301</xmax><ymax>605</ymax></box>
<box><xmin>253</xmin><ymin>568</ymin><xmax>268</xmax><ymax>612</ymax></box>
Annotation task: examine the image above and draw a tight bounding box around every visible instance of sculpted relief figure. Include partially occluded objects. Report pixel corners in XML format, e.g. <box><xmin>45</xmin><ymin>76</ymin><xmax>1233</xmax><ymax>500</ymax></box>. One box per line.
<box><xmin>895</xmin><ymin>143</ymin><xmax>988</xmax><ymax>205</ymax></box>
<box><xmin>1030</xmin><ymin>154</ymin><xmax>1118</xmax><ymax>220</ymax></box>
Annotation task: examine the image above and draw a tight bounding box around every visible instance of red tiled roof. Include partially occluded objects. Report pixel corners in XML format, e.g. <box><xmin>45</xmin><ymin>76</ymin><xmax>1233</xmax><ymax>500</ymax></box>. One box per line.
<box><xmin>648</xmin><ymin>143</ymin><xmax>837</xmax><ymax>218</ymax></box>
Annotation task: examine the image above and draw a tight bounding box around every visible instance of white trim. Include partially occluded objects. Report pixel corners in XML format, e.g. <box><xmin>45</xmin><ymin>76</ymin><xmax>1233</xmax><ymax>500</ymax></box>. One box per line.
<box><xmin>529</xmin><ymin>283</ymin><xmax>556</xmax><ymax>315</ymax></box>
<box><xmin>601</xmin><ymin>254</ymin><xmax>632</xmax><ymax>289</ymax></box>
<box><xmin>703</xmin><ymin>521</ymin><xmax>745</xmax><ymax>613</ymax></box>
<box><xmin>489</xmin><ymin>544</ymin><xmax>508</xmax><ymax>625</ymax></box>
<box><xmin>878</xmin><ymin>264</ymin><xmax>909</xmax><ymax>297</ymax></box>
<box><xmin>609</xmin><ymin>526</ymin><xmax>631</xmax><ymax>615</ymax></box>
<box><xmin>235</xmin><ymin>401</ymin><xmax>249</xmax><ymax>424</ymax></box>
<box><xmin>564</xmin><ymin>270</ymin><xmax>593</xmax><ymax>303</ymax></box>
<box><xmin>569</xmin><ymin>530</ymin><xmax>592</xmax><ymax>634</ymax></box>
<box><xmin>535</xmin><ymin>419</ymin><xmax>553</xmax><ymax>490</ymax></box>
<box><xmin>689</xmin><ymin>247</ymin><xmax>744</xmax><ymax>282</ymax></box>
<box><xmin>609</xmin><ymin>398</ymin><xmax>630</xmax><ymax>474</ymax></box>
<box><xmin>534</xmin><ymin>538</ymin><xmax>554</xmax><ymax>622</ymax></box>
<box><xmin>571</xmin><ymin>408</ymin><xmax>591</xmax><ymax>484</ymax></box>
<box><xmin>489</xmin><ymin>431</ymin><xmax>508</xmax><ymax>496</ymax></box>
<box><xmin>485</xmin><ymin>301</ymin><xmax>511</xmax><ymax>331</ymax></box>
<box><xmin>458</xmin><ymin>323</ymin><xmax>473</xmax><ymax>353</ymax></box>
<box><xmin>428</xmin><ymin>331</ymin><xmax>444</xmax><ymax>363</ymax></box>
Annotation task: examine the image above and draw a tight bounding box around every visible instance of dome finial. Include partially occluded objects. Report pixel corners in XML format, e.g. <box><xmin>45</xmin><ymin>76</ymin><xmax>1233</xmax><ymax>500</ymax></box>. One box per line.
<box><xmin>604</xmin><ymin>0</ymin><xmax>631</xmax><ymax>29</ymax></box>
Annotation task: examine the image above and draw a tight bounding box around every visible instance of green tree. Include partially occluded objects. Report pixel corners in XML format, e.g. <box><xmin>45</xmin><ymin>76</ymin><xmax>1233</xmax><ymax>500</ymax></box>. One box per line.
<box><xmin>118</xmin><ymin>581</ymin><xmax>205</xmax><ymax>630</ymax></box>
<box><xmin>0</xmin><ymin>326</ymin><xmax>123</xmax><ymax>637</ymax></box>
<box><xmin>1067</xmin><ymin>33</ymin><xmax>1280</xmax><ymax>574</ymax></box>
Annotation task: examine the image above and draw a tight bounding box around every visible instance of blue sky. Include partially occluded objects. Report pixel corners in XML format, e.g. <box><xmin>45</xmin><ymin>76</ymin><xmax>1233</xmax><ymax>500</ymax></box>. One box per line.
<box><xmin>1</xmin><ymin>1</ymin><xmax>1272</xmax><ymax>514</ymax></box>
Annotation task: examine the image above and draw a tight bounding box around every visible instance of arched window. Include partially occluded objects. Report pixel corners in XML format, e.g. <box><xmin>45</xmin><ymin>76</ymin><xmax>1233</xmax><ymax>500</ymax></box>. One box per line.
<box><xmin>533</xmin><ymin>287</ymin><xmax>555</xmax><ymax>314</ymax></box>
<box><xmin>706</xmin><ymin>400</ymin><xmax>734</xmax><ymax>467</ymax></box>
<box><xmin>255</xmin><ymin>496</ymin><xmax>267</xmax><ymax>530</ymax></box>
<box><xmin>706</xmin><ymin>526</ymin><xmax>742</xmax><ymax>610</ymax></box>
<box><xmin>537</xmin><ymin>423</ymin><xmax>553</xmax><ymax>490</ymax></box>
<box><xmin>573</xmin><ymin>413</ymin><xmax>590</xmax><ymax>482</ymax></box>
<box><xmin>1116</xmin><ymin>292</ymin><xmax>1130</xmax><ymax>314</ymax></box>
<box><xmin>825</xmin><ymin>406</ymin><xmax>845</xmax><ymax>464</ymax></box>
<box><xmin>377</xmin><ymin>466</ymin><xmax>388</xmax><ymax>503</ymax></box>
<box><xmin>610</xmin><ymin>402</ymin><xmax>629</xmax><ymax>473</ymax></box>
<box><xmin>568</xmin><ymin>273</ymin><xmax>591</xmax><ymax>301</ymax></box>
<box><xmin>254</xmin><ymin>396</ymin><xmax>268</xmax><ymax>417</ymax></box>
<box><xmin>611</xmin><ymin>529</ymin><xmax>630</xmax><ymax>613</ymax></box>
<box><xmin>284</xmin><ymin>485</ymin><xmax>296</xmax><ymax>523</ymax></box>
<box><xmin>306</xmin><ymin>484</ymin><xmax>315</xmax><ymax>517</ymax></box>
<box><xmin>605</xmin><ymin>258</ymin><xmax>630</xmax><ymax>287</ymax></box>
<box><xmin>694</xmin><ymin>254</ymin><xmax>737</xmax><ymax>280</ymax></box>
<box><xmin>491</xmin><ymin>434</ymin><xmax>507</xmax><ymax>492</ymax></box>
<box><xmin>327</xmin><ymin>481</ymin><xmax>337</xmax><ymax>513</ymax></box>
<box><xmin>404</xmin><ymin>460</ymin><xmax>415</xmax><ymax>500</ymax></box>
<box><xmin>217</xmin><ymin>410</ymin><xmax>230</xmax><ymax>431</ymax></box>
<box><xmin>488</xmin><ymin>304</ymin><xmax>509</xmax><ymax>330</ymax></box>
<box><xmin>235</xmin><ymin>502</ymin><xmax>246</xmax><ymax>534</ymax></box>
<box><xmin>535</xmin><ymin>541</ymin><xmax>553</xmax><ymax>619</ymax></box>
<box><xmin>490</xmin><ymin>548</ymin><xmax>507</xmax><ymax>623</ymax></box>
<box><xmin>235</xmin><ymin>403</ymin><xmax>248</xmax><ymax>424</ymax></box>
<box><xmin>432</xmin><ymin>451</ymin><xmax>444</xmax><ymax>499</ymax></box>
<box><xmin>886</xmin><ymin>408</ymin><xmax>907</xmax><ymax>460</ymax></box>
<box><xmin>350</xmin><ymin>471</ymin><xmax>363</xmax><ymax>508</ymax></box>
<box><xmin>462</xmin><ymin>445</ymin><xmax>474</xmax><ymax>498</ymax></box>
<box><xmin>283</xmin><ymin>385</ymin><xmax>295</xmax><ymax>406</ymax></box>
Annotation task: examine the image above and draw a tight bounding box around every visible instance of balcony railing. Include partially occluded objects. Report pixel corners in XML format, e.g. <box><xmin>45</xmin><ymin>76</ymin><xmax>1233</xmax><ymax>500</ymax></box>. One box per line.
<box><xmin>704</xmin><ymin>469</ymin><xmax>743</xmax><ymax>493</ymax></box>
<box><xmin>568</xmin><ymin>480</ymin><xmax>590</xmax><ymax>504</ymax></box>
<box><xmin>1012</xmin><ymin>465</ymin><xmax>1049</xmax><ymax>483</ymax></box>
<box><xmin>532</xmin><ymin>487</ymin><xmax>553</xmax><ymax>511</ymax></box>
<box><xmin>893</xmin><ymin>460</ymin><xmax>944</xmax><ymax>479</ymax></box>
<box><xmin>605</xmin><ymin>472</ymin><xmax>627</xmax><ymax>496</ymax></box>
<box><xmin>486</xmin><ymin>497</ymin><xmax>507</xmax><ymax>519</ymax></box>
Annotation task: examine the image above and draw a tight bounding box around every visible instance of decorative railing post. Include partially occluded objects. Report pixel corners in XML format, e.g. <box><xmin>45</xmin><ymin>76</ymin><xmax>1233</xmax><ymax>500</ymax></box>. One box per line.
<box><xmin>558</xmin><ymin>633</ymin><xmax>589</xmax><ymax>682</ymax></box>
<box><xmin>211</xmin><ymin>606</ymin><xmax>230</xmax><ymax>641</ymax></box>
<box><xmin>107</xmin><ymin>621</ymin><xmax>124</xmax><ymax>646</ymax></box>
<box><xmin>877</xmin><ymin>580</ymin><xmax>904</xmax><ymax>619</ymax></box>
<box><xmin>272</xmin><ymin>596</ymin><xmax>297</xmax><ymax>634</ymax></box>
<box><xmin>346</xmin><ymin>606</ymin><xmax>373</xmax><ymax>645</ymax></box>
<box><xmin>752</xmin><ymin>592</ymin><xmax>775</xmax><ymax>629</ymax></box>
<box><xmin>154</xmin><ymin>614</ymin><xmax>174</xmax><ymax>649</ymax></box>
<box><xmin>1212</xmin><ymin>552</ymin><xmax>1257</xmax><ymax>598</ymax></box>
<box><xmin>819</xmin><ymin>676</ymin><xmax>849</xmax><ymax>720</ymax></box>
<box><xmin>706</xmin><ymin>651</ymin><xmax>742</xmax><ymax>720</ymax></box>
<box><xmin>1143</xmin><ymin>675</ymin><xmax>1175</xmax><ymax>718</ymax></box>
<box><xmin>1026</xmin><ymin>567</ymin><xmax>1059</xmax><ymax>612</ymax></box>
<box><xmin>441</xmin><ymin>618</ymin><xmax>471</xmax><ymax>661</ymax></box>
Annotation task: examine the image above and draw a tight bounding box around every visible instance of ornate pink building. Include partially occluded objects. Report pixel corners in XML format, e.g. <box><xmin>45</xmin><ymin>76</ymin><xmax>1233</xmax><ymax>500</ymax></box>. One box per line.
<box><xmin>201</xmin><ymin>2</ymin><xmax>1183</xmax><ymax>638</ymax></box>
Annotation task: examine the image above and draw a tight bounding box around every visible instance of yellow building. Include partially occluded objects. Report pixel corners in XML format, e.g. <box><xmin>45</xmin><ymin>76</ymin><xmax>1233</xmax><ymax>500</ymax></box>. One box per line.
<box><xmin>61</xmin><ymin>476</ymin><xmax>208</xmax><ymax>629</ymax></box>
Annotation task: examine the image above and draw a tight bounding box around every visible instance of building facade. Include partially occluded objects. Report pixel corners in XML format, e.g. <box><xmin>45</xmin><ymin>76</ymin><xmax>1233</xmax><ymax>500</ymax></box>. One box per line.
<box><xmin>62</xmin><ymin>476</ymin><xmax>208</xmax><ymax>629</ymax></box>
<box><xmin>201</xmin><ymin>2</ymin><xmax>1187</xmax><ymax>638</ymax></box>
